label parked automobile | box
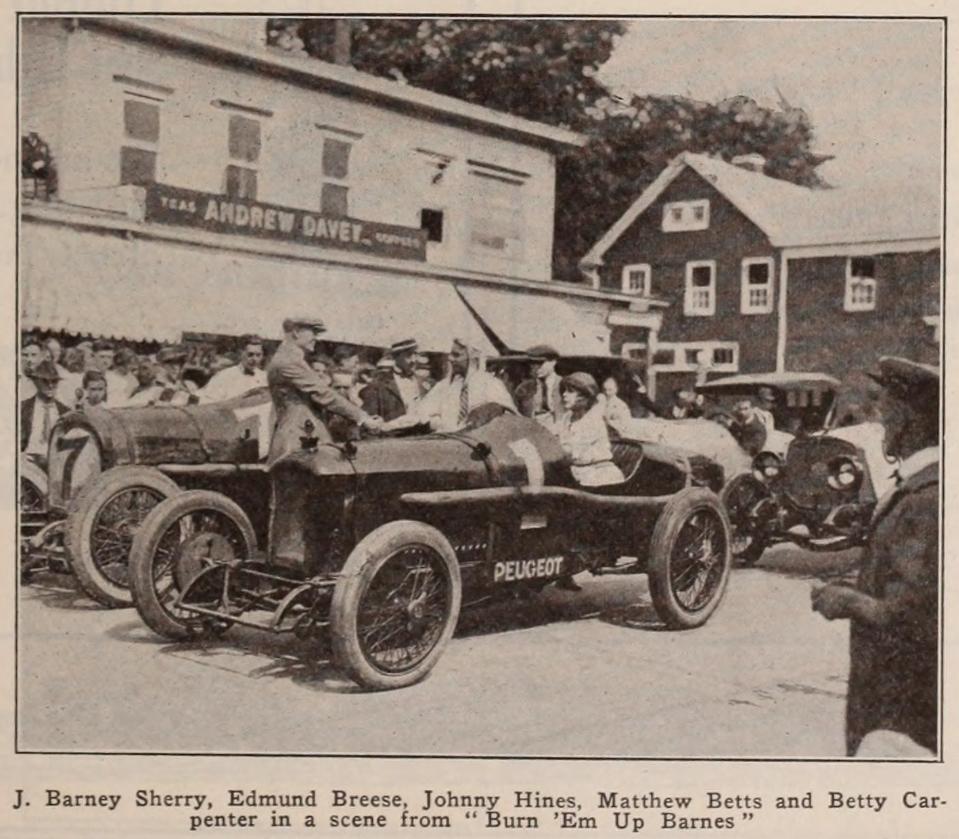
[127,410,731,691]
[22,388,273,606]
[697,372,896,565]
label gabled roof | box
[581,152,941,266]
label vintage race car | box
[22,388,274,606]
[127,410,731,691]
[698,373,897,564]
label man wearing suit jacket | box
[514,345,563,425]
[20,360,69,461]
[266,316,380,465]
[812,357,940,757]
[360,338,422,422]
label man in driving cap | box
[514,344,563,424]
[266,316,381,464]
[812,357,939,756]
[20,360,69,458]
[360,338,422,422]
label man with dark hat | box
[514,344,563,424]
[266,316,381,464]
[812,357,940,757]
[125,345,199,406]
[20,360,69,458]
[360,338,422,422]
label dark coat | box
[360,373,409,422]
[846,461,939,755]
[730,415,767,456]
[20,395,69,452]
[266,339,365,464]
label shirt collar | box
[897,446,939,482]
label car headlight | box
[827,456,864,492]
[752,452,783,483]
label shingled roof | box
[582,152,941,266]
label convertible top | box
[697,371,840,392]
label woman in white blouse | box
[554,372,624,487]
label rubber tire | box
[129,490,256,641]
[719,473,769,567]
[331,520,462,691]
[648,487,732,630]
[65,465,181,608]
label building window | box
[621,264,651,296]
[421,208,444,243]
[120,95,160,185]
[321,136,352,215]
[662,199,710,232]
[224,114,260,199]
[740,257,774,314]
[845,257,877,311]
[468,162,528,261]
[652,341,739,373]
[684,261,716,316]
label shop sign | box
[144,184,427,261]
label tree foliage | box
[268,19,828,281]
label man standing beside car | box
[266,316,381,464]
[812,357,939,757]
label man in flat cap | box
[360,338,423,422]
[125,345,199,407]
[812,357,940,757]
[266,316,381,464]
[514,344,563,425]
[20,360,69,459]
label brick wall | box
[785,249,940,379]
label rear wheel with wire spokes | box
[129,490,255,641]
[331,521,462,691]
[647,488,732,629]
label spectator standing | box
[670,387,705,419]
[20,360,69,459]
[80,370,108,409]
[58,345,86,407]
[729,399,768,456]
[527,344,563,424]
[125,346,199,406]
[599,376,632,435]
[812,357,939,757]
[361,338,422,422]
[20,336,44,400]
[202,335,267,402]
[90,339,131,407]
[413,353,436,394]
[624,363,659,418]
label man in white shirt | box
[90,339,135,407]
[527,344,563,424]
[202,335,267,402]
[20,360,69,460]
[383,338,516,433]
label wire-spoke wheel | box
[331,521,461,691]
[648,488,732,629]
[720,473,770,566]
[65,466,181,607]
[129,490,256,641]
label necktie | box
[538,378,548,412]
[457,378,469,424]
[41,402,53,446]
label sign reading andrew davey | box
[144,184,428,261]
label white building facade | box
[21,16,650,354]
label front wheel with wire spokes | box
[647,488,732,629]
[331,521,461,691]
[65,466,181,608]
[129,490,256,641]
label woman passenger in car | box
[554,372,625,487]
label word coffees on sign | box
[144,185,428,261]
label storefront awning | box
[458,285,610,356]
[21,221,496,353]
